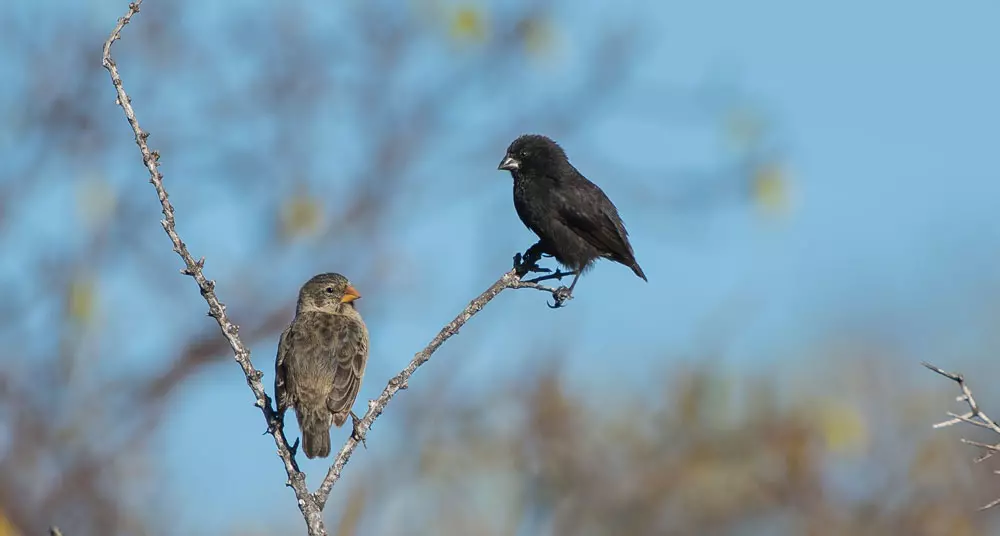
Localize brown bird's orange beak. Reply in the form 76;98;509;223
340;285;361;303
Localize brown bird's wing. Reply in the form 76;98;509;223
326;314;370;427
274;325;294;415
553;180;638;267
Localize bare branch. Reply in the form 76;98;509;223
101;3;325;535
101;3;567;532
923;361;1000;510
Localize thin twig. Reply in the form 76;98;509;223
314;269;560;505
922;362;1000;435
923;361;1000;510
101;3;324;535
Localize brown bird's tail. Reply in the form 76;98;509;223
297;409;332;459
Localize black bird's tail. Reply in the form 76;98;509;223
297;408;332;459
629;261;648;282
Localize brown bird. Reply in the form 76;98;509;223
275;273;370;459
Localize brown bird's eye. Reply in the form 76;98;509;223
325;287;336;293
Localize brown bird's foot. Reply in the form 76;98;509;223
286;437;302;471
265;409;284;436
350;411;367;450
547;286;574;309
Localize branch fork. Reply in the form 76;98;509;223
102;4;565;533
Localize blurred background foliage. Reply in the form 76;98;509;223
2;0;999;534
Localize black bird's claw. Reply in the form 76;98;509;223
288;437;300;458
512;252;525;273
350;411;367;449
547;286;574;309
513;252;551;277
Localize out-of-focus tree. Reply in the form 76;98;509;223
1;0;788;534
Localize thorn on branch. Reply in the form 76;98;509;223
389;377;407;390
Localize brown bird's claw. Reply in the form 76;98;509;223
547;286;574;309
265;409;285;436
350;411;367;449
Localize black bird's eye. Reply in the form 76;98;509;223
325;286;336;294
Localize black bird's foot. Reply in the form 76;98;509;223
350;411;367;449
513;252;551;277
547;286;574;309
514;241;554;276
524;269;576;285
288;437;301;458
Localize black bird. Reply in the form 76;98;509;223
498;134;646;304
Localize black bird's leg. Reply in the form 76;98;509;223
514;241;553;276
524;268;577;284
548;271;581;309
351;411;368;449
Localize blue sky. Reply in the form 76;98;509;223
3;0;1000;533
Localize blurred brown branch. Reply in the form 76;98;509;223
923;361;1000;510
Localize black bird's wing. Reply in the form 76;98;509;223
553;179;639;268
325;314;370;427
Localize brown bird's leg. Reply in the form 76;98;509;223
350;411;367;450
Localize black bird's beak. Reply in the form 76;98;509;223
498;155;520;171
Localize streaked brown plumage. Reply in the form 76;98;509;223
275;273;369;459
